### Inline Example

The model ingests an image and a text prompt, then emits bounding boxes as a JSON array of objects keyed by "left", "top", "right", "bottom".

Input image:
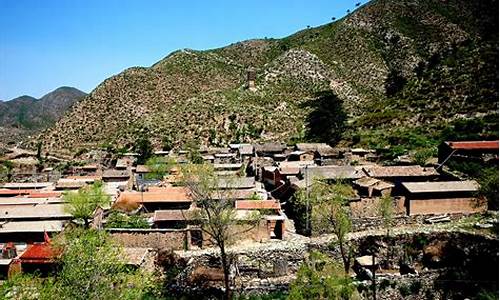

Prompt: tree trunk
[
  {"left": 219, "top": 241, "right": 231, "bottom": 300},
  {"left": 339, "top": 240, "right": 350, "bottom": 274}
]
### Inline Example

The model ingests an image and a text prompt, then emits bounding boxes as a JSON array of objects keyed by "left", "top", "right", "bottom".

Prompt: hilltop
[
  {"left": 0, "top": 87, "right": 86, "bottom": 146},
  {"left": 40, "top": 0, "right": 498, "bottom": 154}
]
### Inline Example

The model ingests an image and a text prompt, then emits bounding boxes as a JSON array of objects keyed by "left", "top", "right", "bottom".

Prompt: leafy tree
[
  {"left": 184, "top": 141, "right": 204, "bottom": 164},
  {"left": 294, "top": 179, "right": 355, "bottom": 273},
  {"left": 134, "top": 134, "right": 153, "bottom": 165},
  {"left": 162, "top": 135, "right": 174, "bottom": 151},
  {"left": 412, "top": 147, "right": 436, "bottom": 166},
  {"left": 378, "top": 194, "right": 394, "bottom": 236},
  {"left": 63, "top": 181, "right": 111, "bottom": 228},
  {"left": 385, "top": 69, "right": 407, "bottom": 97},
  {"left": 479, "top": 168, "right": 499, "bottom": 210},
  {"left": 181, "top": 163, "right": 259, "bottom": 300},
  {"left": 305, "top": 91, "right": 347, "bottom": 146},
  {"left": 105, "top": 210, "right": 150, "bottom": 229},
  {"left": 1, "top": 229, "right": 161, "bottom": 300},
  {"left": 289, "top": 251, "right": 355, "bottom": 300},
  {"left": 145, "top": 156, "right": 174, "bottom": 180}
]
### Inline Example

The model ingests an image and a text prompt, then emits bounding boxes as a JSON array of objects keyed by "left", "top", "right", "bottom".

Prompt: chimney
[{"left": 247, "top": 67, "right": 256, "bottom": 91}]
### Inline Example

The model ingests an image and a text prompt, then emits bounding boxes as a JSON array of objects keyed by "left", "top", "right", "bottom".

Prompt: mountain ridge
[
  {"left": 0, "top": 86, "right": 86, "bottom": 145},
  {"left": 39, "top": 0, "right": 498, "bottom": 154}
]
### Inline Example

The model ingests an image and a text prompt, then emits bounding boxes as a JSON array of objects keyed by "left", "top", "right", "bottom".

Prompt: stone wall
[{"left": 109, "top": 229, "right": 188, "bottom": 250}]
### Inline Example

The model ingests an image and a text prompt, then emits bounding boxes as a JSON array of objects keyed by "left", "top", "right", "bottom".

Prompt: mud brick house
[
  {"left": 234, "top": 200, "right": 285, "bottom": 240},
  {"left": 55, "top": 177, "right": 95, "bottom": 190},
  {"left": 134, "top": 165, "right": 150, "bottom": 180},
  {"left": 401, "top": 180, "right": 486, "bottom": 215},
  {"left": 153, "top": 209, "right": 197, "bottom": 229},
  {"left": 217, "top": 177, "right": 256, "bottom": 190},
  {"left": 114, "top": 187, "right": 192, "bottom": 211},
  {"left": 438, "top": 140, "right": 499, "bottom": 165},
  {"left": 72, "top": 164, "right": 99, "bottom": 176},
  {"left": 301, "top": 165, "right": 365, "bottom": 183},
  {"left": 363, "top": 165, "right": 440, "bottom": 193},
  {"left": 0, "top": 204, "right": 71, "bottom": 222},
  {"left": 353, "top": 177, "right": 394, "bottom": 198},
  {"left": 288, "top": 150, "right": 315, "bottom": 162},
  {"left": 0, "top": 220, "right": 65, "bottom": 243},
  {"left": 254, "top": 143, "right": 286, "bottom": 157},
  {"left": 102, "top": 169, "right": 130, "bottom": 182},
  {"left": 1, "top": 182, "right": 53, "bottom": 191},
  {"left": 213, "top": 163, "right": 244, "bottom": 176}
]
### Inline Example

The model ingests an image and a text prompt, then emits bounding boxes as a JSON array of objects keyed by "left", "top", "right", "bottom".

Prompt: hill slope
[
  {"left": 41, "top": 0, "right": 498, "bottom": 153},
  {"left": 0, "top": 87, "right": 86, "bottom": 145}
]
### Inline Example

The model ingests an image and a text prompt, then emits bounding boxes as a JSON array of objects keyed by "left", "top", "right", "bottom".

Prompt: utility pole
[
  {"left": 372, "top": 253, "right": 376, "bottom": 300},
  {"left": 305, "top": 165, "right": 310, "bottom": 234}
]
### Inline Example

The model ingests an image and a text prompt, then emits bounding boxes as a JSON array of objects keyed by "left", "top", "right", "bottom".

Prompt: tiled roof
[
  {"left": 19, "top": 242, "right": 60, "bottom": 263},
  {"left": 217, "top": 177, "right": 255, "bottom": 189},
  {"left": 118, "top": 187, "right": 192, "bottom": 203},
  {"left": 445, "top": 140, "right": 499, "bottom": 150},
  {"left": 235, "top": 200, "right": 280, "bottom": 210},
  {"left": 153, "top": 209, "right": 197, "bottom": 221},
  {"left": 0, "top": 220, "right": 65, "bottom": 233},
  {"left": 0, "top": 204, "right": 71, "bottom": 220},
  {"left": 402, "top": 180, "right": 479, "bottom": 193},
  {"left": 364, "top": 166, "right": 439, "bottom": 178},
  {"left": 304, "top": 166, "right": 365, "bottom": 180}
]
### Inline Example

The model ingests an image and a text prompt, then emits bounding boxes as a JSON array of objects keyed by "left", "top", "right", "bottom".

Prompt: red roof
[
  {"left": 235, "top": 200, "right": 281, "bottom": 210},
  {"left": 19, "top": 242, "right": 61, "bottom": 263},
  {"left": 447, "top": 141, "right": 499, "bottom": 150}
]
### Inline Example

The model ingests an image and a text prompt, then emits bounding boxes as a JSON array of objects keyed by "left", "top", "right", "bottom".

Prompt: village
[{"left": 0, "top": 138, "right": 497, "bottom": 297}]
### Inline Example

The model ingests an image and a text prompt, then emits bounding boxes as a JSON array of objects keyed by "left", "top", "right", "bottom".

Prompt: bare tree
[{"left": 181, "top": 163, "right": 258, "bottom": 300}]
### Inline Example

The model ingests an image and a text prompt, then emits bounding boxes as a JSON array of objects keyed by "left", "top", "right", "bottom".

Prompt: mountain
[
  {"left": 41, "top": 0, "right": 498, "bottom": 154},
  {"left": 0, "top": 87, "right": 86, "bottom": 145}
]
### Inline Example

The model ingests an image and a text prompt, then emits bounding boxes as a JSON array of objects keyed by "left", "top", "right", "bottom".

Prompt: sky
[{"left": 0, "top": 0, "right": 368, "bottom": 100}]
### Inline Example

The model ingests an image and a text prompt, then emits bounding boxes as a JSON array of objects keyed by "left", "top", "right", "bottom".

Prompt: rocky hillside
[
  {"left": 41, "top": 0, "right": 498, "bottom": 154},
  {"left": 0, "top": 87, "right": 86, "bottom": 145}
]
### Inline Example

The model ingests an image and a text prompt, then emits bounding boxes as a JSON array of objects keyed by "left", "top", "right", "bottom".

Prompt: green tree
[
  {"left": 289, "top": 251, "right": 355, "bottom": 300},
  {"left": 184, "top": 141, "right": 204, "bottom": 164},
  {"left": 305, "top": 91, "right": 347, "bottom": 146},
  {"left": 162, "top": 135, "right": 174, "bottom": 151},
  {"left": 134, "top": 134, "right": 153, "bottom": 165},
  {"left": 479, "top": 168, "right": 499, "bottom": 210},
  {"left": 181, "top": 163, "right": 259, "bottom": 300},
  {"left": 105, "top": 210, "right": 150, "bottom": 229},
  {"left": 412, "top": 147, "right": 436, "bottom": 166},
  {"left": 1, "top": 229, "right": 161, "bottom": 300},
  {"left": 63, "top": 181, "right": 111, "bottom": 228},
  {"left": 378, "top": 194, "right": 394, "bottom": 236},
  {"left": 295, "top": 179, "right": 355, "bottom": 273},
  {"left": 145, "top": 156, "right": 174, "bottom": 180}
]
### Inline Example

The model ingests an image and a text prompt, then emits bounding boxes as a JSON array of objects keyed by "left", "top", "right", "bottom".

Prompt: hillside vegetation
[
  {"left": 40, "top": 0, "right": 498, "bottom": 154},
  {"left": 0, "top": 87, "right": 86, "bottom": 145}
]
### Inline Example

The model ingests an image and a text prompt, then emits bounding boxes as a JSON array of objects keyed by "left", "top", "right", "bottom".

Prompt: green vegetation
[
  {"left": 105, "top": 211, "right": 150, "bottom": 229},
  {"left": 304, "top": 91, "right": 347, "bottom": 146},
  {"left": 134, "top": 133, "right": 153, "bottom": 165},
  {"left": 1, "top": 229, "right": 161, "bottom": 300},
  {"left": 289, "top": 251, "right": 355, "bottom": 300},
  {"left": 63, "top": 181, "right": 111, "bottom": 228},
  {"left": 145, "top": 156, "right": 174, "bottom": 180},
  {"left": 378, "top": 194, "right": 394, "bottom": 235}
]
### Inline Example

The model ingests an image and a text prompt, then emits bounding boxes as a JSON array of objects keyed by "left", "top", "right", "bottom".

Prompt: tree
[
  {"left": 378, "top": 194, "right": 394, "bottom": 236},
  {"left": 295, "top": 179, "right": 355, "bottom": 273},
  {"left": 2, "top": 229, "right": 160, "bottom": 299},
  {"left": 145, "top": 156, "right": 174, "bottom": 180},
  {"left": 412, "top": 147, "right": 436, "bottom": 166},
  {"left": 162, "top": 135, "right": 174, "bottom": 152},
  {"left": 181, "top": 163, "right": 258, "bottom": 300},
  {"left": 305, "top": 91, "right": 347, "bottom": 146},
  {"left": 63, "top": 181, "right": 111, "bottom": 228},
  {"left": 184, "top": 141, "right": 204, "bottom": 164},
  {"left": 289, "top": 251, "right": 355, "bottom": 300},
  {"left": 134, "top": 134, "right": 153, "bottom": 165},
  {"left": 479, "top": 168, "right": 499, "bottom": 210}
]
